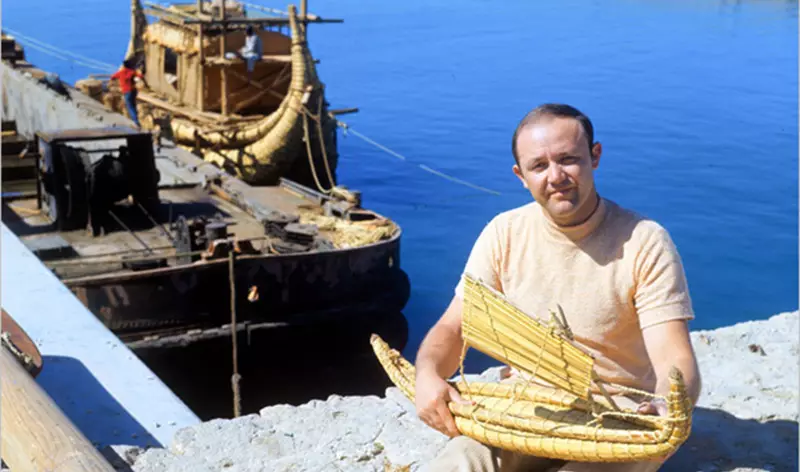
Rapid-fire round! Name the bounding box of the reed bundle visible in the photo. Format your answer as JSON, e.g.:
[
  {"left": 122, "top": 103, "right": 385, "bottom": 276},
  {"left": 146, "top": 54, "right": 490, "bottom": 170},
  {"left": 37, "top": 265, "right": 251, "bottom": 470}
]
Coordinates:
[
  {"left": 370, "top": 274, "right": 692, "bottom": 462},
  {"left": 298, "top": 210, "right": 396, "bottom": 249}
]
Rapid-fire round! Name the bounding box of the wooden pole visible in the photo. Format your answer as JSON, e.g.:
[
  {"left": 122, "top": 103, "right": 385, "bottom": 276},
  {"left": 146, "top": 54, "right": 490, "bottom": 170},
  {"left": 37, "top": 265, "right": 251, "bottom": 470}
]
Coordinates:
[
  {"left": 196, "top": 0, "right": 203, "bottom": 14},
  {"left": 198, "top": 24, "right": 205, "bottom": 110},
  {"left": 0, "top": 346, "right": 115, "bottom": 472},
  {"left": 219, "top": 0, "right": 229, "bottom": 116},
  {"left": 300, "top": 0, "right": 308, "bottom": 38}
]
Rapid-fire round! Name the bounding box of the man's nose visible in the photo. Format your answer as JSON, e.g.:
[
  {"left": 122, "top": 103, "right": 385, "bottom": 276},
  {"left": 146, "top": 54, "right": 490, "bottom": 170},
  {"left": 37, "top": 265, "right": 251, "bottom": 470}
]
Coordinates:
[{"left": 547, "top": 163, "right": 567, "bottom": 183}]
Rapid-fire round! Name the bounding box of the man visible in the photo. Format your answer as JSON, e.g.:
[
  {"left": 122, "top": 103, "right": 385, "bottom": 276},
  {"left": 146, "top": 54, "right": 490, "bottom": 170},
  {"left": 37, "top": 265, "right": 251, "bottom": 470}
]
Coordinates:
[
  {"left": 110, "top": 59, "right": 146, "bottom": 128},
  {"left": 415, "top": 104, "right": 701, "bottom": 472},
  {"left": 238, "top": 26, "right": 262, "bottom": 76}
]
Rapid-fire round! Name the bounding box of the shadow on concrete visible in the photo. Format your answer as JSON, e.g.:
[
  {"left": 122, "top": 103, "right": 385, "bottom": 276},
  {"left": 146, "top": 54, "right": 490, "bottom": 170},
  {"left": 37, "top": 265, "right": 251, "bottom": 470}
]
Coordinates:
[
  {"left": 663, "top": 407, "right": 798, "bottom": 472},
  {"left": 136, "top": 309, "right": 409, "bottom": 421},
  {"left": 37, "top": 355, "right": 161, "bottom": 448}
]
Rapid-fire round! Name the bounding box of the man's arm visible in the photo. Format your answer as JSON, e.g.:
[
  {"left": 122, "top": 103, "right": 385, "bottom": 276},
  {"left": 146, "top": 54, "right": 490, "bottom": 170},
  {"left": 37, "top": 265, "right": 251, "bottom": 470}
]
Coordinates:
[
  {"left": 639, "top": 319, "right": 701, "bottom": 415},
  {"left": 414, "top": 217, "right": 502, "bottom": 436},
  {"left": 416, "top": 296, "right": 464, "bottom": 380},
  {"left": 414, "top": 296, "right": 473, "bottom": 437}
]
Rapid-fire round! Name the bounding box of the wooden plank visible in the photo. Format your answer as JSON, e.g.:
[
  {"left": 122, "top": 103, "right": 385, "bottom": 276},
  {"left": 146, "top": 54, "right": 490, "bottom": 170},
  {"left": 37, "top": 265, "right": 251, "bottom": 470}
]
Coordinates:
[
  {"left": 329, "top": 107, "right": 359, "bottom": 116},
  {"left": 0, "top": 343, "right": 115, "bottom": 472},
  {"left": 198, "top": 24, "right": 205, "bottom": 111},
  {"left": 137, "top": 91, "right": 219, "bottom": 124},
  {"left": 204, "top": 53, "right": 291, "bottom": 65},
  {"left": 220, "top": 0, "right": 229, "bottom": 116},
  {"left": 143, "top": 8, "right": 187, "bottom": 25},
  {"left": 183, "top": 17, "right": 343, "bottom": 26},
  {"left": 240, "top": 2, "right": 319, "bottom": 20},
  {"left": 144, "top": 2, "right": 196, "bottom": 21}
]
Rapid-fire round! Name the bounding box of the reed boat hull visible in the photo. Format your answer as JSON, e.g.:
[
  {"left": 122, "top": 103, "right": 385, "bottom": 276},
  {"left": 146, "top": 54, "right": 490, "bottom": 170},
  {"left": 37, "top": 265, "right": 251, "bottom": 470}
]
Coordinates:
[{"left": 91, "top": 0, "right": 339, "bottom": 187}]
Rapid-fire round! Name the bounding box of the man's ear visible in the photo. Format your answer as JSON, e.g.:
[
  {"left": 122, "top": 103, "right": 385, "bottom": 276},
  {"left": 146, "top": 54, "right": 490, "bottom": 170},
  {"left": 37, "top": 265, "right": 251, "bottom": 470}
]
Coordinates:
[
  {"left": 512, "top": 164, "right": 528, "bottom": 189},
  {"left": 590, "top": 142, "right": 602, "bottom": 169}
]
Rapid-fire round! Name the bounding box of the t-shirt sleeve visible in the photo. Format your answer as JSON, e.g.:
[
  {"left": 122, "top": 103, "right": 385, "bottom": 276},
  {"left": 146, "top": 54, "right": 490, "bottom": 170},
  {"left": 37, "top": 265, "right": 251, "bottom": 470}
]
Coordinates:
[
  {"left": 633, "top": 224, "right": 695, "bottom": 329},
  {"left": 454, "top": 218, "right": 504, "bottom": 299}
]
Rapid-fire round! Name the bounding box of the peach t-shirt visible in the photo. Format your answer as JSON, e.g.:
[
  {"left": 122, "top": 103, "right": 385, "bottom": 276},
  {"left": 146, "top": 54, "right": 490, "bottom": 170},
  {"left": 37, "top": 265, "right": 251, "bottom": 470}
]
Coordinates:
[{"left": 454, "top": 197, "right": 694, "bottom": 392}]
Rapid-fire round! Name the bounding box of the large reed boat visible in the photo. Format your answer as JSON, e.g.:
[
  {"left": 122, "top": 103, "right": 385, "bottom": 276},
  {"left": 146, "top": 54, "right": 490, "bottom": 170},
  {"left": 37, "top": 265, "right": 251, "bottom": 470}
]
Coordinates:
[{"left": 79, "top": 0, "right": 345, "bottom": 189}]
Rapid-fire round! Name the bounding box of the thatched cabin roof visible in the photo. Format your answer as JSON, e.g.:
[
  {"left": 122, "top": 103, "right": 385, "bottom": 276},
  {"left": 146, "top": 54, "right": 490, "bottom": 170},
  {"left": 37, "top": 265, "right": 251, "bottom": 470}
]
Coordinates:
[{"left": 142, "top": 22, "right": 205, "bottom": 55}]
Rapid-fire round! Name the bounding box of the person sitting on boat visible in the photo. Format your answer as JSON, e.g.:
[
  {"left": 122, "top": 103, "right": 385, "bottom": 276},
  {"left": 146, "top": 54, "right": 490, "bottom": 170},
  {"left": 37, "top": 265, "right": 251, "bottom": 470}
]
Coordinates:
[
  {"left": 110, "top": 58, "right": 147, "bottom": 128},
  {"left": 414, "top": 103, "right": 702, "bottom": 472},
  {"left": 237, "top": 26, "right": 262, "bottom": 76}
]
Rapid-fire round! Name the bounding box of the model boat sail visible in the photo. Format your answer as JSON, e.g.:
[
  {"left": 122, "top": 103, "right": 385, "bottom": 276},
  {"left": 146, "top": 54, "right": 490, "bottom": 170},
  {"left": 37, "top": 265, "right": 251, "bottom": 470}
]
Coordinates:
[
  {"left": 81, "top": 0, "right": 344, "bottom": 189},
  {"left": 371, "top": 274, "right": 692, "bottom": 462}
]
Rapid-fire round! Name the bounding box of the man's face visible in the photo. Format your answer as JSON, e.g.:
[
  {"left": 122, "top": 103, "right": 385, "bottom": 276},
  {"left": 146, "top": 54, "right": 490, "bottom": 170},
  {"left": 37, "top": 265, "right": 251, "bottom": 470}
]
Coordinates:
[{"left": 513, "top": 117, "right": 602, "bottom": 225}]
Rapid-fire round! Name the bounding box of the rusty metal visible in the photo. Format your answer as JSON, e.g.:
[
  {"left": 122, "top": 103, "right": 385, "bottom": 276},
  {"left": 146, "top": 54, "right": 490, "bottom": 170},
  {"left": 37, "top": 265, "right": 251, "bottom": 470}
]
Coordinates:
[
  {"left": 1, "top": 309, "right": 43, "bottom": 377},
  {"left": 279, "top": 177, "right": 329, "bottom": 205},
  {"left": 123, "top": 320, "right": 290, "bottom": 349}
]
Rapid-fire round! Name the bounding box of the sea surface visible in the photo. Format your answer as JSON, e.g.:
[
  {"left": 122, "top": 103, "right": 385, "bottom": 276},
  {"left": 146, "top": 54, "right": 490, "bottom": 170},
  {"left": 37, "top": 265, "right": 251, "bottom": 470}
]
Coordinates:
[{"left": 3, "top": 0, "right": 798, "bottom": 372}]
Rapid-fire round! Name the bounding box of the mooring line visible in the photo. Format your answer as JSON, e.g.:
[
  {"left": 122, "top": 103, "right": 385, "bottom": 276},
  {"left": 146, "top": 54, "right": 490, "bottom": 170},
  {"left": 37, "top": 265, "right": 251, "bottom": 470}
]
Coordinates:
[
  {"left": 335, "top": 120, "right": 502, "bottom": 196},
  {"left": 5, "top": 28, "right": 502, "bottom": 197},
  {"left": 4, "top": 27, "right": 116, "bottom": 71}
]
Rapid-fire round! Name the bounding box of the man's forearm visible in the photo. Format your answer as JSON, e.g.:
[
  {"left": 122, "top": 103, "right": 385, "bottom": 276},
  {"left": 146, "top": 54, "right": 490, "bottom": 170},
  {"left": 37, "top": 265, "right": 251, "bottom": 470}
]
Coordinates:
[
  {"left": 653, "top": 355, "right": 701, "bottom": 406},
  {"left": 415, "top": 322, "right": 463, "bottom": 381}
]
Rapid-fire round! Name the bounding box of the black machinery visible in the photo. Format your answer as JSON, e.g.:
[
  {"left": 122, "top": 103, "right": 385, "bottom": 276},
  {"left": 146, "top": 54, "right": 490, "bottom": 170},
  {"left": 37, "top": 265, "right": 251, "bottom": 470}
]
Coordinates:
[{"left": 34, "top": 127, "right": 161, "bottom": 235}]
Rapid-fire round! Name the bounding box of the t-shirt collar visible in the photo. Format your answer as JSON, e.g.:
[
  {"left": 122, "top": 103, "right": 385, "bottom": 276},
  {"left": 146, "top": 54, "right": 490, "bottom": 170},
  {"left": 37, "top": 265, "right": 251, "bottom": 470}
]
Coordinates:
[{"left": 539, "top": 194, "right": 607, "bottom": 242}]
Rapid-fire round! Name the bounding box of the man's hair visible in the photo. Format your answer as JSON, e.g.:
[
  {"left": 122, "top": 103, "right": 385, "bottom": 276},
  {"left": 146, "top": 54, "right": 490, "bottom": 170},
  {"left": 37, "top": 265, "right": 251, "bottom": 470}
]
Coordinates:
[
  {"left": 246, "top": 25, "right": 255, "bottom": 36},
  {"left": 511, "top": 103, "right": 595, "bottom": 164},
  {"left": 122, "top": 58, "right": 136, "bottom": 69}
]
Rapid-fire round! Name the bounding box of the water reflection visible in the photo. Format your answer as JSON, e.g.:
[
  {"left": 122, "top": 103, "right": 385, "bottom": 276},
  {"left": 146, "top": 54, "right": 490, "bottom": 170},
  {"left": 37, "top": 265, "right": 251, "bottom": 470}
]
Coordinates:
[{"left": 134, "top": 310, "right": 409, "bottom": 420}]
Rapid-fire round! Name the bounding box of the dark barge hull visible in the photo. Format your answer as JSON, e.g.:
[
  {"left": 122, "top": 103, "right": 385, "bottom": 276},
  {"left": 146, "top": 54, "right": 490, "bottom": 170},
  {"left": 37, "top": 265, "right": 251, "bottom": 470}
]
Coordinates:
[
  {"left": 1, "top": 49, "right": 410, "bottom": 349},
  {"left": 67, "top": 235, "right": 409, "bottom": 335}
]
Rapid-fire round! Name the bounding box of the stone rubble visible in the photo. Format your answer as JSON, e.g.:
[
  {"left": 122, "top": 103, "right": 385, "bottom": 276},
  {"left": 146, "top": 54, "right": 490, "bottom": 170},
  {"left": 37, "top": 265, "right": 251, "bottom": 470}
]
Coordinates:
[{"left": 107, "top": 312, "right": 798, "bottom": 472}]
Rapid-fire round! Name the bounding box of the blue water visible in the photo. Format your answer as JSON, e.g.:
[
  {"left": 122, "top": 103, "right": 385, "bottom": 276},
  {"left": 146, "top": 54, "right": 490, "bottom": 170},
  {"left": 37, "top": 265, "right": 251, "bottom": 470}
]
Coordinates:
[{"left": 4, "top": 0, "right": 798, "bottom": 370}]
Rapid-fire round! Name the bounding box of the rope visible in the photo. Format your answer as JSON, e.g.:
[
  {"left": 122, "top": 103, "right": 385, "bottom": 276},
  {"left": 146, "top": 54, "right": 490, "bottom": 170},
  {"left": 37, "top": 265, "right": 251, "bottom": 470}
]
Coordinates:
[
  {"left": 334, "top": 121, "right": 502, "bottom": 196},
  {"left": 229, "top": 247, "right": 242, "bottom": 418},
  {"left": 4, "top": 27, "right": 116, "bottom": 72},
  {"left": 9, "top": 38, "right": 111, "bottom": 72},
  {"left": 7, "top": 28, "right": 501, "bottom": 198},
  {"left": 315, "top": 94, "right": 336, "bottom": 188},
  {"left": 302, "top": 107, "right": 332, "bottom": 194}
]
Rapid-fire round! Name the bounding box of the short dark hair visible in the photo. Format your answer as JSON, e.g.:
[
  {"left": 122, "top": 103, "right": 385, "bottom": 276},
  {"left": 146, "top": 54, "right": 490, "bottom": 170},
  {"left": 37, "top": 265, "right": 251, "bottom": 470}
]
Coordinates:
[
  {"left": 246, "top": 25, "right": 255, "bottom": 36},
  {"left": 123, "top": 58, "right": 136, "bottom": 69},
  {"left": 511, "top": 103, "right": 595, "bottom": 164}
]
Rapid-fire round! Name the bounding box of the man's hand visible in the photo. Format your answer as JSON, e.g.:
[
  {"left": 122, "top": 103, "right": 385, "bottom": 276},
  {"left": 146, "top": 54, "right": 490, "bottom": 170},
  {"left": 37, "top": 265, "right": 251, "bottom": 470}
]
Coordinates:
[
  {"left": 415, "top": 370, "right": 473, "bottom": 437},
  {"left": 636, "top": 398, "right": 668, "bottom": 417}
]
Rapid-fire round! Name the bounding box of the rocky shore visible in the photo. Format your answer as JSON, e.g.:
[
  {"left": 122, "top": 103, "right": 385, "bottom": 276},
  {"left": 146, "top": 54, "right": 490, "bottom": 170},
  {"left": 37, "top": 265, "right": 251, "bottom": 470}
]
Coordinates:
[{"left": 108, "top": 311, "right": 799, "bottom": 472}]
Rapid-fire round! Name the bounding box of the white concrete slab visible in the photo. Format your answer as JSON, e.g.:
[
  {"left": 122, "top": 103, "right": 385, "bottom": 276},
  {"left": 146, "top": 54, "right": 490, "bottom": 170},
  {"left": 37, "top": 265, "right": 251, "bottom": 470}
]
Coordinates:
[{"left": 1, "top": 223, "right": 200, "bottom": 448}]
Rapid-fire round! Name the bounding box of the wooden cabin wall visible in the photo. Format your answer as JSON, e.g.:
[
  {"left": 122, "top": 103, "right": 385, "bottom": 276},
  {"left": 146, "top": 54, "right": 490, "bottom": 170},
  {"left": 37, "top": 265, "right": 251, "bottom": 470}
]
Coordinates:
[
  {"left": 143, "top": 42, "right": 180, "bottom": 102},
  {"left": 202, "top": 61, "right": 289, "bottom": 114},
  {"left": 178, "top": 54, "right": 202, "bottom": 108}
]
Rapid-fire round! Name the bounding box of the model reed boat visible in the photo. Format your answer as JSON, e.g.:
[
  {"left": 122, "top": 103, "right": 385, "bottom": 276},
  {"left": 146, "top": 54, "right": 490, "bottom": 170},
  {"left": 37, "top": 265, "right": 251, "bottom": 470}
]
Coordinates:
[{"left": 371, "top": 274, "right": 692, "bottom": 462}]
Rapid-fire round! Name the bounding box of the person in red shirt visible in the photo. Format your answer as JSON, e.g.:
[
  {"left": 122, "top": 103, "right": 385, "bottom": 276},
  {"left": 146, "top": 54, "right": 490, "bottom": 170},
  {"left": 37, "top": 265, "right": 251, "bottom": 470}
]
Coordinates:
[{"left": 110, "top": 59, "right": 146, "bottom": 127}]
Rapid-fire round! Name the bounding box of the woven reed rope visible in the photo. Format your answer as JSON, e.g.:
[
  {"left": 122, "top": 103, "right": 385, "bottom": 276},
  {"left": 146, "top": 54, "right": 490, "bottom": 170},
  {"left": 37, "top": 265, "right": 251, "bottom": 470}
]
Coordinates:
[{"left": 370, "top": 275, "right": 692, "bottom": 462}]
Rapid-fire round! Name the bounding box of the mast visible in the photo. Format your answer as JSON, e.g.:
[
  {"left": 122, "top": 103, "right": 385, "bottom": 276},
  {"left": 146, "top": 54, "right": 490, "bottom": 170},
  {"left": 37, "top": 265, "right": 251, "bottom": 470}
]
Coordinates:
[
  {"left": 125, "top": 0, "right": 147, "bottom": 62},
  {"left": 197, "top": 1, "right": 205, "bottom": 110},
  {"left": 219, "top": 0, "right": 229, "bottom": 116}
]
